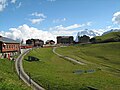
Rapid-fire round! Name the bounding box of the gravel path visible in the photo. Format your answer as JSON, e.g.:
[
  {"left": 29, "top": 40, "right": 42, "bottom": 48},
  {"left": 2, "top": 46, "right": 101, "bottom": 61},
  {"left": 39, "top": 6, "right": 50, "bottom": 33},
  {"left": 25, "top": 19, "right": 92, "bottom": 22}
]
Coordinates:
[{"left": 53, "top": 47, "right": 85, "bottom": 65}]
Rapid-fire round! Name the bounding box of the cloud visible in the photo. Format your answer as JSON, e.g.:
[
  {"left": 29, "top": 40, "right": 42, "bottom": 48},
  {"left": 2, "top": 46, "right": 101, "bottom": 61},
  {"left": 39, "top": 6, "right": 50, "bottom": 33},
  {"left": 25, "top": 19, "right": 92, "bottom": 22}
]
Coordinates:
[
  {"left": 86, "top": 22, "right": 92, "bottom": 26},
  {"left": 0, "top": 22, "right": 94, "bottom": 43},
  {"left": 29, "top": 18, "right": 45, "bottom": 24},
  {"left": 49, "top": 24, "right": 82, "bottom": 37},
  {"left": 48, "top": 22, "right": 94, "bottom": 38},
  {"left": 31, "top": 12, "right": 47, "bottom": 18},
  {"left": 112, "top": 11, "right": 120, "bottom": 24},
  {"left": 0, "top": 0, "right": 7, "bottom": 12},
  {"left": 47, "top": 0, "right": 56, "bottom": 2},
  {"left": 53, "top": 18, "right": 66, "bottom": 23},
  {"left": 0, "top": 24, "right": 55, "bottom": 42},
  {"left": 29, "top": 12, "right": 46, "bottom": 24},
  {"left": 11, "top": 0, "right": 16, "bottom": 4},
  {"left": 16, "top": 2, "right": 21, "bottom": 8},
  {"left": 66, "top": 24, "right": 85, "bottom": 30}
]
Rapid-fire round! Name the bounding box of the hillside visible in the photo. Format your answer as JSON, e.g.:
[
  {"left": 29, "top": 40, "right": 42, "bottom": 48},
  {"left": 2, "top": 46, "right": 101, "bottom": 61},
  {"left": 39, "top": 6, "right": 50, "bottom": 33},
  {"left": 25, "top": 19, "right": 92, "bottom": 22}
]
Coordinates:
[
  {"left": 94, "top": 32, "right": 120, "bottom": 43},
  {"left": 56, "top": 42, "right": 120, "bottom": 69},
  {"left": 0, "top": 58, "right": 30, "bottom": 90},
  {"left": 23, "top": 43, "right": 120, "bottom": 90}
]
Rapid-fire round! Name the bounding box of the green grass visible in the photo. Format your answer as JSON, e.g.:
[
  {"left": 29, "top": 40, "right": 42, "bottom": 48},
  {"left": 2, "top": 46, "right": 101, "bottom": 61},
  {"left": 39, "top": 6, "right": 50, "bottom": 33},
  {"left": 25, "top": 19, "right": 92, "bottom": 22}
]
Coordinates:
[
  {"left": 0, "top": 58, "right": 31, "bottom": 90},
  {"left": 56, "top": 42, "right": 120, "bottom": 69},
  {"left": 23, "top": 45, "right": 120, "bottom": 90},
  {"left": 95, "top": 32, "right": 120, "bottom": 42}
]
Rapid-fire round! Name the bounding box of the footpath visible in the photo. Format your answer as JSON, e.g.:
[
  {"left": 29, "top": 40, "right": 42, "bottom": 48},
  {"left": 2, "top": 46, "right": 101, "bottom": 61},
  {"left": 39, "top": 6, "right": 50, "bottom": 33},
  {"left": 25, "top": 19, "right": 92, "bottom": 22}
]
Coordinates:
[{"left": 53, "top": 47, "right": 85, "bottom": 65}]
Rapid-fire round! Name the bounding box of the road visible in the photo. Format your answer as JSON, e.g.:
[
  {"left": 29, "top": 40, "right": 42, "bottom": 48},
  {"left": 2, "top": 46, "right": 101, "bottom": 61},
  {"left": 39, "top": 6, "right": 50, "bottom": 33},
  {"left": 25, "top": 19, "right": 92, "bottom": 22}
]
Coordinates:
[{"left": 15, "top": 49, "right": 45, "bottom": 90}]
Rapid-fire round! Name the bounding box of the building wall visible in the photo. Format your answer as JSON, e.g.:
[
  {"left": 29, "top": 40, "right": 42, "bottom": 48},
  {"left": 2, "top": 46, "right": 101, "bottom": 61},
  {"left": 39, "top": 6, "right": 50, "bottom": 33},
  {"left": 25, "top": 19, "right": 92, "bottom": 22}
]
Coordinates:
[
  {"left": 2, "top": 43, "right": 20, "bottom": 53},
  {"left": 78, "top": 35, "right": 90, "bottom": 43},
  {"left": 0, "top": 42, "right": 20, "bottom": 59},
  {"left": 26, "top": 39, "right": 44, "bottom": 47},
  {"left": 26, "top": 40, "right": 34, "bottom": 46},
  {"left": 57, "top": 36, "right": 74, "bottom": 44}
]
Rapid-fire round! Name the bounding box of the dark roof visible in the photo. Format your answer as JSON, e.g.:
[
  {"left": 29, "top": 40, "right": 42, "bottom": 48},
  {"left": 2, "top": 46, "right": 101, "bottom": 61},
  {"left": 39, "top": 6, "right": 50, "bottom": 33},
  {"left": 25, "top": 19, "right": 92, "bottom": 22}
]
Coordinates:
[
  {"left": 26, "top": 39, "right": 44, "bottom": 42},
  {"left": 46, "top": 40, "right": 55, "bottom": 42},
  {"left": 57, "top": 36, "right": 73, "bottom": 38},
  {"left": 0, "top": 36, "right": 20, "bottom": 43}
]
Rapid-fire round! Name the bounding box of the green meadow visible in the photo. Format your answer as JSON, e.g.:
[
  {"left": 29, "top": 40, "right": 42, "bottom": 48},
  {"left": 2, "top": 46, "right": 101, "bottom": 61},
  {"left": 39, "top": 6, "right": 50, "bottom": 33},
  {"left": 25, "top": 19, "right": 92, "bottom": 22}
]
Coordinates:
[
  {"left": 95, "top": 32, "right": 120, "bottom": 42},
  {"left": 23, "top": 42, "right": 120, "bottom": 90},
  {"left": 0, "top": 58, "right": 30, "bottom": 90}
]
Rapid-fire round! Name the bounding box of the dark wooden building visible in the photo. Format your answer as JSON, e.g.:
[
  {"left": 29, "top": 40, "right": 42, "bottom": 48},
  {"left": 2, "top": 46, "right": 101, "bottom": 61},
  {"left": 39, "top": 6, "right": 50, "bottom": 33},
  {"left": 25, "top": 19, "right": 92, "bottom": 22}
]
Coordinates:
[
  {"left": 78, "top": 35, "right": 90, "bottom": 43},
  {"left": 57, "top": 36, "right": 74, "bottom": 44},
  {"left": 0, "top": 36, "right": 20, "bottom": 59},
  {"left": 26, "top": 39, "right": 44, "bottom": 47},
  {"left": 46, "top": 40, "right": 55, "bottom": 45}
]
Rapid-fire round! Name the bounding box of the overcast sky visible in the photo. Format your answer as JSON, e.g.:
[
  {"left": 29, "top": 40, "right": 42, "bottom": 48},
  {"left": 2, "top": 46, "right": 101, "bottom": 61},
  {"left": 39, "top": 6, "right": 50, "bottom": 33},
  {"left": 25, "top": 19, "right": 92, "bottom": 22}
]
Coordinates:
[{"left": 0, "top": 0, "right": 120, "bottom": 42}]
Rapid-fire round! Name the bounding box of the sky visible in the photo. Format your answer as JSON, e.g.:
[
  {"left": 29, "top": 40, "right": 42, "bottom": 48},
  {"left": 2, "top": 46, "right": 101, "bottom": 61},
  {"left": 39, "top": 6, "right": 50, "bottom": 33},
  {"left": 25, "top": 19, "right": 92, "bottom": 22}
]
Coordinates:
[{"left": 0, "top": 0, "right": 120, "bottom": 42}]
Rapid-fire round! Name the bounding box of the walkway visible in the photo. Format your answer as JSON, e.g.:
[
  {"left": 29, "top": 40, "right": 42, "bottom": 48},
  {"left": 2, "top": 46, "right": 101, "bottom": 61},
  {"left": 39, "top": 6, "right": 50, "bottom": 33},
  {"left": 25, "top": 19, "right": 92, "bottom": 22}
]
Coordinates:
[
  {"left": 15, "top": 49, "right": 45, "bottom": 90},
  {"left": 53, "top": 47, "right": 85, "bottom": 65}
]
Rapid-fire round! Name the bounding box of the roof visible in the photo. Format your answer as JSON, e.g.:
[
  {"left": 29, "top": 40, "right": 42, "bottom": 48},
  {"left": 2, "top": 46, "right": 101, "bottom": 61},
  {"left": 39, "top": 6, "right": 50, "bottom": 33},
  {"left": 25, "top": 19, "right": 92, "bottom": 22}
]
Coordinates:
[
  {"left": 57, "top": 36, "right": 73, "bottom": 38},
  {"left": 46, "top": 40, "right": 55, "bottom": 42},
  {"left": 26, "top": 39, "right": 44, "bottom": 42},
  {"left": 0, "top": 36, "right": 20, "bottom": 44}
]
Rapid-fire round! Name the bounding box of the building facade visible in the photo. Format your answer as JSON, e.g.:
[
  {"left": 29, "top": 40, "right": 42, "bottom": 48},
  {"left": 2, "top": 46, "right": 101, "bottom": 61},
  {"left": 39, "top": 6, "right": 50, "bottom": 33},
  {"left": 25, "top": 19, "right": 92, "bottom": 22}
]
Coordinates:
[
  {"left": 0, "top": 36, "right": 20, "bottom": 59},
  {"left": 46, "top": 40, "right": 55, "bottom": 45},
  {"left": 78, "top": 35, "right": 90, "bottom": 43},
  {"left": 26, "top": 39, "right": 44, "bottom": 47},
  {"left": 57, "top": 36, "right": 74, "bottom": 44}
]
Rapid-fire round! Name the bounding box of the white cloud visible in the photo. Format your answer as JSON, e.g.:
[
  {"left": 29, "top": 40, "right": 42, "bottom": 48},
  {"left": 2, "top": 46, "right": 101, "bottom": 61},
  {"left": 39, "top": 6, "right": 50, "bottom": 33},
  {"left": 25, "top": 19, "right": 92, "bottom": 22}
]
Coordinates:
[
  {"left": 0, "top": 24, "right": 55, "bottom": 42},
  {"left": 47, "top": 0, "right": 56, "bottom": 2},
  {"left": 29, "top": 12, "right": 46, "bottom": 24},
  {"left": 31, "top": 12, "right": 47, "bottom": 18},
  {"left": 0, "top": 22, "right": 95, "bottom": 43},
  {"left": 86, "top": 22, "right": 92, "bottom": 26},
  {"left": 49, "top": 23, "right": 91, "bottom": 36},
  {"left": 112, "top": 11, "right": 120, "bottom": 24},
  {"left": 66, "top": 24, "right": 85, "bottom": 30},
  {"left": 29, "top": 18, "right": 45, "bottom": 24},
  {"left": 106, "top": 25, "right": 112, "bottom": 29},
  {"left": 11, "top": 0, "right": 16, "bottom": 4},
  {"left": 0, "top": 0, "right": 7, "bottom": 12},
  {"left": 16, "top": 2, "right": 21, "bottom": 8},
  {"left": 53, "top": 18, "right": 66, "bottom": 23},
  {"left": 49, "top": 24, "right": 81, "bottom": 37}
]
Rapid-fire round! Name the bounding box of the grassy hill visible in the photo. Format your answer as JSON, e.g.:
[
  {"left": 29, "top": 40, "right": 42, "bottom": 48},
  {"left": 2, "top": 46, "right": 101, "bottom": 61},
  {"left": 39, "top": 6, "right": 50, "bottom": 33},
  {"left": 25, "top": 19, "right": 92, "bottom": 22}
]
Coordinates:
[
  {"left": 23, "top": 43, "right": 120, "bottom": 90},
  {"left": 93, "top": 32, "right": 120, "bottom": 43},
  {"left": 57, "top": 42, "right": 120, "bottom": 70},
  {"left": 0, "top": 58, "right": 30, "bottom": 90}
]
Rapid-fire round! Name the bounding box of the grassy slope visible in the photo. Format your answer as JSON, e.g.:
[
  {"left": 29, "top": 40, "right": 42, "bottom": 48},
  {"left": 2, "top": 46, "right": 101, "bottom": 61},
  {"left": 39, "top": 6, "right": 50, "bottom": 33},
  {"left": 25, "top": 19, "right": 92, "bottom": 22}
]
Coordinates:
[
  {"left": 23, "top": 46, "right": 120, "bottom": 90},
  {"left": 56, "top": 42, "right": 120, "bottom": 69},
  {"left": 95, "top": 32, "right": 120, "bottom": 42},
  {"left": 0, "top": 58, "right": 30, "bottom": 90}
]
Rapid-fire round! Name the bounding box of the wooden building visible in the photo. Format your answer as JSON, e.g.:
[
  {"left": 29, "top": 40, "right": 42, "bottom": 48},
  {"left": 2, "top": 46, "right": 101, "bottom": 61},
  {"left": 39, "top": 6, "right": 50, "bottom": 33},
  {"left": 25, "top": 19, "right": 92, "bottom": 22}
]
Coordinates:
[
  {"left": 0, "top": 36, "right": 20, "bottom": 59},
  {"left": 78, "top": 35, "right": 90, "bottom": 43},
  {"left": 57, "top": 36, "right": 74, "bottom": 44},
  {"left": 26, "top": 39, "right": 44, "bottom": 47},
  {"left": 46, "top": 40, "right": 55, "bottom": 45}
]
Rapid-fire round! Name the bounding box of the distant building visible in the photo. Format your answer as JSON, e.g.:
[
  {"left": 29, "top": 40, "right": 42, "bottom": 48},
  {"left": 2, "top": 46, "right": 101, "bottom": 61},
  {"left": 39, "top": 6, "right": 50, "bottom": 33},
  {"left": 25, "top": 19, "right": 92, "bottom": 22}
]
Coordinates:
[
  {"left": 78, "top": 35, "right": 90, "bottom": 43},
  {"left": 0, "top": 36, "right": 20, "bottom": 59},
  {"left": 57, "top": 36, "right": 74, "bottom": 44},
  {"left": 46, "top": 40, "right": 55, "bottom": 45},
  {"left": 26, "top": 39, "right": 44, "bottom": 47}
]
